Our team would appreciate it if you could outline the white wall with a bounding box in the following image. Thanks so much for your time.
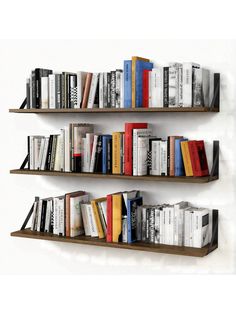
[0,38,235,274]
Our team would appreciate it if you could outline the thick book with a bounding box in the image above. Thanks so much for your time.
[183,62,200,107]
[131,56,149,108]
[41,77,49,109]
[167,136,183,176]
[127,196,143,243]
[76,71,87,108]
[135,60,153,107]
[142,69,151,108]
[124,60,132,108]
[188,140,209,176]
[147,138,162,175]
[193,68,210,107]
[81,73,92,108]
[35,68,53,109]
[70,193,89,237]
[175,138,188,176]
[124,122,148,176]
[173,201,190,246]
[151,67,164,107]
[91,199,106,238]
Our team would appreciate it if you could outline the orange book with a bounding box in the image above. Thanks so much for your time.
[131,56,149,108]
[181,141,193,176]
[81,73,92,108]
[91,199,105,238]
[112,193,122,242]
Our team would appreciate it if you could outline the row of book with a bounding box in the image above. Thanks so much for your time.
[25,58,218,109]
[30,190,216,248]
[27,122,210,177]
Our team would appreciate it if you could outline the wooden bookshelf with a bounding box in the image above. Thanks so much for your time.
[9,107,219,113]
[11,228,217,257]
[10,169,218,183]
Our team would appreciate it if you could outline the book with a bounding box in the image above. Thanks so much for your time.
[132,56,149,108]
[87,73,99,108]
[168,63,182,107]
[193,68,210,107]
[183,62,200,107]
[48,74,56,109]
[110,71,116,108]
[102,135,112,174]
[112,193,122,242]
[115,69,123,108]
[94,135,103,173]
[84,133,94,172]
[151,67,164,107]
[188,140,209,176]
[91,199,105,238]
[124,122,148,176]
[76,71,87,108]
[81,203,92,236]
[174,201,190,246]
[137,135,150,176]
[70,193,89,237]
[142,69,151,107]
[112,132,124,174]
[181,141,193,176]
[89,134,98,172]
[148,138,161,175]
[41,77,49,108]
[168,136,183,176]
[106,194,113,242]
[135,60,153,107]
[127,196,143,243]
[99,73,104,108]
[163,67,169,107]
[81,73,92,108]
[124,60,132,108]
[160,140,167,176]
[175,138,188,176]
[55,73,62,108]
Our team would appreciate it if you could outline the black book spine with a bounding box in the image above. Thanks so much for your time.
[163,67,169,107]
[107,137,112,174]
[40,200,47,232]
[61,73,66,108]
[35,68,42,109]
[31,70,36,108]
[49,201,53,233]
[45,135,53,170]
[66,74,71,108]
[107,72,111,107]
[167,136,170,176]
[50,135,58,170]
[94,81,99,108]
[27,136,30,170]
[94,135,103,173]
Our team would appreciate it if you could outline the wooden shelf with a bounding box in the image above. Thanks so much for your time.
[11,228,217,257]
[10,169,218,183]
[9,107,219,113]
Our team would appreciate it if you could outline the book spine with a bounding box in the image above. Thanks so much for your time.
[106,194,112,242]
[91,201,105,238]
[151,70,158,107]
[160,141,167,176]
[115,70,122,108]
[141,207,146,241]
[45,135,53,170]
[87,73,98,108]
[41,77,49,108]
[102,136,107,174]
[107,72,111,107]
[103,72,108,108]
[142,70,150,108]
[163,67,169,107]
[188,141,201,176]
[94,135,102,173]
[50,135,58,170]
[48,74,56,109]
[99,73,104,108]
[89,135,98,173]
[35,69,41,109]
[55,74,62,108]
[26,78,30,109]
[149,207,155,243]
[31,70,36,108]
[120,72,124,108]
[36,199,43,232]
[124,60,132,108]
[107,137,112,174]
[110,71,116,108]
[154,208,160,244]
[112,132,121,174]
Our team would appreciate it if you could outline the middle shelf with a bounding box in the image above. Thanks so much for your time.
[10,169,218,183]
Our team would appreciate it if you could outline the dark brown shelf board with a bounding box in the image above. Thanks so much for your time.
[11,229,217,257]
[9,107,219,113]
[10,169,218,183]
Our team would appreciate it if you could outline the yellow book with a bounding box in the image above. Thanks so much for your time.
[112,193,122,242]
[131,56,150,108]
[91,200,105,238]
[181,141,193,176]
[112,132,124,174]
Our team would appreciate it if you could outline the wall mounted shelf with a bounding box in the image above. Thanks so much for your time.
[10,169,218,183]
[11,228,218,257]
[9,107,219,113]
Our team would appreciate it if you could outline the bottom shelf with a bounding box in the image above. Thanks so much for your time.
[11,228,217,257]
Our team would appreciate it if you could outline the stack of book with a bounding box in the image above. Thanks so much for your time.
[25,59,216,109]
[27,122,210,177]
[30,190,215,248]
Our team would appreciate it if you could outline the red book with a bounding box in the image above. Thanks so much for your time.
[143,69,151,107]
[124,123,148,176]
[106,194,113,242]
[188,140,209,176]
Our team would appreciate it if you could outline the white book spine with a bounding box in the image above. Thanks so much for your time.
[36,199,43,232]
[160,141,167,176]
[189,211,194,247]
[183,62,200,107]
[151,141,160,175]
[151,70,158,107]
[87,73,98,108]
[156,67,164,107]
[81,203,91,236]
[84,133,93,172]
[148,71,152,107]
[173,206,179,246]
[81,137,86,172]
[160,209,165,244]
[168,206,174,245]
[54,134,62,171]
[178,65,183,106]
[44,200,51,232]
[99,73,104,108]
[60,129,65,171]
[37,138,45,170]
[87,204,98,237]
[137,136,149,176]
[41,77,49,108]
[89,135,98,172]
[58,198,65,236]
[29,136,34,170]
[64,126,70,172]
[133,129,152,176]
[163,207,169,245]
[40,137,49,170]
[154,208,160,244]
[48,74,56,109]
[34,138,41,170]
[53,198,59,235]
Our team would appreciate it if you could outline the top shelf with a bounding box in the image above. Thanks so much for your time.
[9,107,219,113]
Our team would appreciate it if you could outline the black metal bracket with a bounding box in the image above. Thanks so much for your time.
[210,140,219,178]
[19,97,27,109]
[20,154,29,169]
[207,209,219,254]
[20,197,39,230]
[209,73,220,111]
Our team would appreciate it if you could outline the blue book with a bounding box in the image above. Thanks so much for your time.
[135,60,153,107]
[127,196,143,243]
[124,60,132,108]
[175,138,188,176]
[102,135,112,174]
